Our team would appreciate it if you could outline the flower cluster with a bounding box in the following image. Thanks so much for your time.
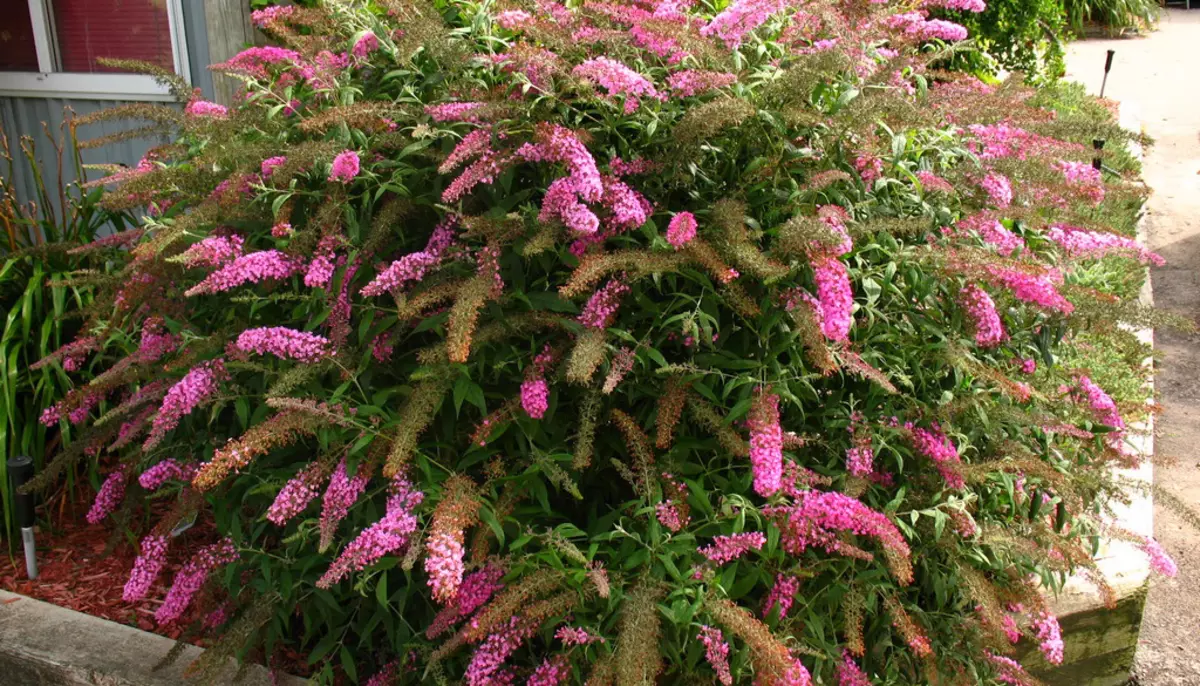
[908,424,965,489]
[578,279,630,329]
[698,626,734,685]
[86,472,126,524]
[138,460,196,491]
[144,360,228,450]
[155,538,238,625]
[184,250,302,297]
[961,284,1006,347]
[123,534,169,602]
[318,458,371,551]
[234,327,333,362]
[317,477,423,588]
[697,532,767,566]
[747,390,784,497]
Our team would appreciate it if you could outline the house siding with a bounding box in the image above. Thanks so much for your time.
[0,0,217,221]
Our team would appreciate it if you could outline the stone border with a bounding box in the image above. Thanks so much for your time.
[0,590,304,686]
[1023,100,1156,685]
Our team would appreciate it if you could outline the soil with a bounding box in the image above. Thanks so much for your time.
[1066,10,1200,686]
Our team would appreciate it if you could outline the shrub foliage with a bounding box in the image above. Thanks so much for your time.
[35,0,1176,684]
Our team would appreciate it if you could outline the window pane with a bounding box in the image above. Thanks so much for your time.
[0,3,40,71]
[52,0,174,74]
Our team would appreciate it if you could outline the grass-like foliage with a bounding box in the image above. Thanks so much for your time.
[32,0,1182,683]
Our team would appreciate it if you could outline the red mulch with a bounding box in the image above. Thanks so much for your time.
[1,479,316,679]
[1,480,211,642]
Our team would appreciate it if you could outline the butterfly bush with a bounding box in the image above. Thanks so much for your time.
[47,0,1177,683]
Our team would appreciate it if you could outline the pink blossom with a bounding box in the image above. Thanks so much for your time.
[1057,161,1105,203]
[1141,536,1178,577]
[318,477,423,588]
[260,156,287,179]
[426,102,487,122]
[916,170,955,193]
[329,150,361,183]
[909,424,965,489]
[155,538,238,625]
[667,212,698,248]
[528,656,571,686]
[1045,225,1163,265]
[697,532,766,565]
[769,490,912,575]
[352,31,380,59]
[836,651,872,686]
[177,235,245,269]
[701,0,787,47]
[425,565,505,638]
[579,279,630,329]
[184,250,302,296]
[887,12,969,40]
[747,390,784,496]
[267,461,331,525]
[144,360,227,450]
[465,617,536,686]
[425,530,466,603]
[667,70,738,97]
[655,473,690,532]
[984,265,1073,314]
[698,626,733,685]
[1073,376,1124,430]
[572,57,660,113]
[812,254,854,341]
[539,177,600,233]
[960,284,1006,347]
[1032,612,1063,665]
[318,458,372,551]
[981,172,1013,208]
[212,46,304,80]
[521,377,550,419]
[555,626,605,645]
[1020,358,1038,374]
[235,327,332,362]
[138,460,196,491]
[855,155,884,185]
[87,472,126,524]
[250,5,294,28]
[925,0,986,10]
[948,213,1024,254]
[361,216,457,296]
[496,9,535,29]
[845,444,875,477]
[600,176,651,229]
[763,573,801,619]
[185,100,229,118]
[123,534,169,602]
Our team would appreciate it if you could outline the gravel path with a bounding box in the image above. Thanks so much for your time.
[1065,10,1200,686]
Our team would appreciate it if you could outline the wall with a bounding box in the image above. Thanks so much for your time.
[0,0,216,226]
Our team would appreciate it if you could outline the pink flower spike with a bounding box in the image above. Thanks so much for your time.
[329,150,361,183]
[184,250,301,296]
[697,532,766,565]
[155,538,238,625]
[747,390,784,496]
[317,476,423,588]
[87,472,127,524]
[235,327,332,362]
[123,534,169,602]
[698,626,733,685]
[667,212,698,248]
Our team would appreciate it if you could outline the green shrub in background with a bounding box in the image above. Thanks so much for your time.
[0,123,133,546]
[942,0,1068,82]
[1063,0,1158,36]
[27,1,1187,684]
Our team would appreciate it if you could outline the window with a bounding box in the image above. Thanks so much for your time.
[0,0,190,101]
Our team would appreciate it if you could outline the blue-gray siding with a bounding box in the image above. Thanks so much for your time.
[0,0,214,223]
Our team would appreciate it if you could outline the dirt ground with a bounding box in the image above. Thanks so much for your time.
[1065,10,1200,685]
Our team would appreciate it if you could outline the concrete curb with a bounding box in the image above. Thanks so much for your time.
[1022,98,1156,686]
[0,590,304,686]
